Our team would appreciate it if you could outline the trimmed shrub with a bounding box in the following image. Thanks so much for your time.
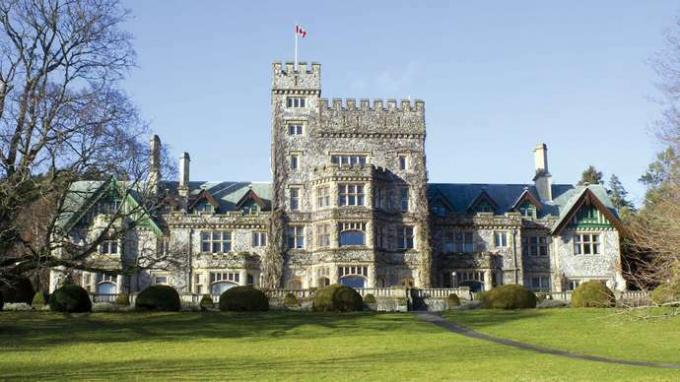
[313,284,363,312]
[447,293,461,308]
[482,285,537,309]
[651,282,680,305]
[115,293,130,306]
[571,280,616,308]
[283,293,299,307]
[32,291,46,307]
[136,285,181,312]
[219,286,269,312]
[0,290,3,311]
[363,293,377,304]
[49,285,92,313]
[200,294,214,311]
[0,277,34,304]
[3,303,33,311]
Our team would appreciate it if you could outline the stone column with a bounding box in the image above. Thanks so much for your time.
[116,275,124,294]
[484,269,493,291]
[367,264,376,288]
[239,269,247,286]
[330,264,339,284]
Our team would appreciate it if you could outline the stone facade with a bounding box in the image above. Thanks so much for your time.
[50,62,627,295]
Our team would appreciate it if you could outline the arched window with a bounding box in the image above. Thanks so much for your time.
[96,282,117,294]
[211,281,236,295]
[339,276,366,289]
[340,230,365,246]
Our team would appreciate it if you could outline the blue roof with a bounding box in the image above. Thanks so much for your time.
[162,181,272,212]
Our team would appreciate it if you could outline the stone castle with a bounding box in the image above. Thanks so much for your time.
[49,62,627,296]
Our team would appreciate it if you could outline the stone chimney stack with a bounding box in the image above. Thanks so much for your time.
[178,152,190,198]
[149,135,161,194]
[533,143,552,202]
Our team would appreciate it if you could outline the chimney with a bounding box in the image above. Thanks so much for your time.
[149,135,161,194]
[533,143,552,202]
[178,152,190,199]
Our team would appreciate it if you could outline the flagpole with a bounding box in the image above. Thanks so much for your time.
[294,25,298,70]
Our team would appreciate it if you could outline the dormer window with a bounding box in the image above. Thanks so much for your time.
[194,202,214,214]
[518,202,537,218]
[286,97,306,108]
[99,240,119,255]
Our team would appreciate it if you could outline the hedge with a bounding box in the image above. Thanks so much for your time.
[32,292,46,306]
[115,293,130,306]
[219,286,269,312]
[482,285,537,309]
[136,285,181,311]
[571,281,615,308]
[200,294,214,311]
[447,293,460,308]
[651,282,680,305]
[283,293,299,307]
[49,285,92,313]
[363,293,377,304]
[313,284,363,312]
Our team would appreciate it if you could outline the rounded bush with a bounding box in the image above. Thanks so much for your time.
[49,285,92,313]
[32,291,46,306]
[313,284,363,312]
[136,285,181,312]
[283,293,299,307]
[0,277,35,304]
[447,293,460,308]
[482,285,537,309]
[115,293,130,306]
[651,282,680,305]
[219,286,269,312]
[571,281,615,308]
[363,293,377,304]
[199,294,214,311]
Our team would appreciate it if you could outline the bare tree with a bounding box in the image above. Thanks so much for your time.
[0,0,172,287]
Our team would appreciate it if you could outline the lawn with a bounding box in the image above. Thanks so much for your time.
[0,310,678,381]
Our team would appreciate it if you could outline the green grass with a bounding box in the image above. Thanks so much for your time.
[444,308,680,365]
[0,310,678,381]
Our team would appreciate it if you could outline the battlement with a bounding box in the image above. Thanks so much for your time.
[272,61,321,91]
[319,98,424,113]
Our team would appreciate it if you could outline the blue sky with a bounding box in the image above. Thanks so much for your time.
[120,1,679,205]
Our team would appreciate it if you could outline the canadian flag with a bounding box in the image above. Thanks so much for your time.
[295,25,307,38]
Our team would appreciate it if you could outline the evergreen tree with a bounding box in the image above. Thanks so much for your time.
[578,165,603,185]
[608,174,635,215]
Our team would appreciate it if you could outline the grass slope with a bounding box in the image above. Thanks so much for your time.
[0,311,677,381]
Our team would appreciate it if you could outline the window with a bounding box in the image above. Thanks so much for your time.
[398,155,408,170]
[397,226,415,249]
[194,202,214,214]
[375,225,386,249]
[252,231,267,247]
[574,233,601,255]
[530,275,550,291]
[290,154,299,171]
[289,187,300,210]
[287,226,305,249]
[316,186,330,208]
[494,231,508,248]
[99,240,118,255]
[95,273,117,294]
[154,276,168,285]
[566,279,581,291]
[201,231,232,253]
[331,154,367,167]
[316,224,330,247]
[474,201,495,214]
[522,236,548,257]
[374,187,384,209]
[338,184,364,206]
[518,202,537,218]
[339,222,366,246]
[288,124,304,135]
[444,231,475,253]
[400,188,409,212]
[286,97,306,108]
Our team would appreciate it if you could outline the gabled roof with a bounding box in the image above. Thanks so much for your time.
[511,188,542,211]
[551,187,625,235]
[162,181,272,212]
[467,189,498,213]
[235,188,270,210]
[427,183,619,224]
[188,188,220,211]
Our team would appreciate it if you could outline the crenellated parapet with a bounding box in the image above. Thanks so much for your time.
[317,98,425,136]
[272,61,321,93]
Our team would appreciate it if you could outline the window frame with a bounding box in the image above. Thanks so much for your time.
[397,226,415,250]
[287,226,305,249]
[338,183,365,207]
[289,187,300,211]
[494,231,509,248]
[200,231,232,253]
[252,231,267,247]
[574,233,601,255]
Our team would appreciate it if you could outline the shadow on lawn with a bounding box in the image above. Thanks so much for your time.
[0,311,434,350]
[442,309,548,330]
